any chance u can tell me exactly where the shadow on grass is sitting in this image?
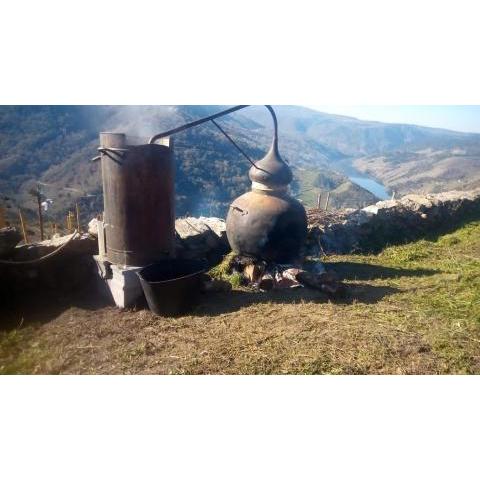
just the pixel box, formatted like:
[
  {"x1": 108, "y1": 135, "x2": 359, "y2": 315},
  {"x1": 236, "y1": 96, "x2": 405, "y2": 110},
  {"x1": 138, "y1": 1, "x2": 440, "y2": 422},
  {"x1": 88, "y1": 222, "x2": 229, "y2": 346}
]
[
  {"x1": 0, "y1": 279, "x2": 401, "y2": 328},
  {"x1": 0, "y1": 284, "x2": 111, "y2": 332},
  {"x1": 325, "y1": 261, "x2": 439, "y2": 281},
  {"x1": 191, "y1": 282, "x2": 400, "y2": 317},
  {"x1": 1, "y1": 259, "x2": 417, "y2": 328},
  {"x1": 0, "y1": 278, "x2": 402, "y2": 327}
]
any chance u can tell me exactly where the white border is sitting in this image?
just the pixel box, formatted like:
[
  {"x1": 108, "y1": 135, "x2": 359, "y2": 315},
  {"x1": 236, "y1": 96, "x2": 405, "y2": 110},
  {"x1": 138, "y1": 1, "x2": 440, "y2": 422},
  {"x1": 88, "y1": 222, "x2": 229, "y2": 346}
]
[
  {"x1": 1, "y1": 1, "x2": 479, "y2": 479},
  {"x1": 1, "y1": 376, "x2": 479, "y2": 479},
  {"x1": 0, "y1": 0, "x2": 479, "y2": 104}
]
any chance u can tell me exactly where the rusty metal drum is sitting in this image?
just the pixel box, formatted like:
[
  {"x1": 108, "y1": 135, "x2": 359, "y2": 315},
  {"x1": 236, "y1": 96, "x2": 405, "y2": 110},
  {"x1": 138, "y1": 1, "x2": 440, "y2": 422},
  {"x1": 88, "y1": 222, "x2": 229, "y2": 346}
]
[{"x1": 100, "y1": 133, "x2": 175, "y2": 266}]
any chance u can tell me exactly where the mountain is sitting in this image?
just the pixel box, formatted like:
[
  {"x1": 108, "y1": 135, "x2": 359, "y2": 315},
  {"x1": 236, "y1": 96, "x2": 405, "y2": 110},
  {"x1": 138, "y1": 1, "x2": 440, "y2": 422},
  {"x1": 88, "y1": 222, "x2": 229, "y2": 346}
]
[
  {"x1": 242, "y1": 105, "x2": 480, "y2": 196},
  {"x1": 352, "y1": 146, "x2": 480, "y2": 195},
  {"x1": 0, "y1": 105, "x2": 362, "y2": 228},
  {"x1": 243, "y1": 105, "x2": 480, "y2": 157},
  {"x1": 1, "y1": 105, "x2": 479, "y2": 233},
  {"x1": 293, "y1": 167, "x2": 379, "y2": 209}
]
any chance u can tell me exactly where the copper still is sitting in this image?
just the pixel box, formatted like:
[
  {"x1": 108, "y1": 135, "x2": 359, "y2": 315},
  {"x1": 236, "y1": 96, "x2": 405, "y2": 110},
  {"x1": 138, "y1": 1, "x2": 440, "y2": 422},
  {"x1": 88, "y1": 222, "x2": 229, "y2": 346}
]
[
  {"x1": 225, "y1": 107, "x2": 307, "y2": 263},
  {"x1": 148, "y1": 105, "x2": 308, "y2": 264}
]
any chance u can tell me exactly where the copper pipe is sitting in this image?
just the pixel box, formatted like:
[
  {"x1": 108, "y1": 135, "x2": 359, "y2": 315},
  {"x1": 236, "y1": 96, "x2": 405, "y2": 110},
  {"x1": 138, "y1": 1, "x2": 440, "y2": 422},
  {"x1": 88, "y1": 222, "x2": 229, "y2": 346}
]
[
  {"x1": 148, "y1": 105, "x2": 249, "y2": 144},
  {"x1": 148, "y1": 106, "x2": 281, "y2": 165}
]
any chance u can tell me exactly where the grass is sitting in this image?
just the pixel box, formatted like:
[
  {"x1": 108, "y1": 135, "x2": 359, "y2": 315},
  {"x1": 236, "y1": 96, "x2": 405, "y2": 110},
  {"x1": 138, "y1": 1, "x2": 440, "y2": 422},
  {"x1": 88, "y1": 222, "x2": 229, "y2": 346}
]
[
  {"x1": 1, "y1": 220, "x2": 480, "y2": 374},
  {"x1": 208, "y1": 252, "x2": 244, "y2": 287},
  {"x1": 294, "y1": 168, "x2": 322, "y2": 207}
]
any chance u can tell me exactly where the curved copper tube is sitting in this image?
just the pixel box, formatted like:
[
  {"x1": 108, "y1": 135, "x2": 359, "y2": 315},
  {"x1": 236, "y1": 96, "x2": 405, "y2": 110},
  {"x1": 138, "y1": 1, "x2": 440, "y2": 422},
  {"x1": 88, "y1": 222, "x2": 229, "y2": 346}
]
[{"x1": 148, "y1": 105, "x2": 279, "y2": 149}]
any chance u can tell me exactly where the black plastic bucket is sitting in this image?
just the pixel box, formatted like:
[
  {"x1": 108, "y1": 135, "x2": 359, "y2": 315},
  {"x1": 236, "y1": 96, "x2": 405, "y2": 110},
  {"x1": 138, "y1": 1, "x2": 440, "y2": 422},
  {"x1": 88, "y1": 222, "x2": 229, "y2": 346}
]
[{"x1": 137, "y1": 259, "x2": 206, "y2": 316}]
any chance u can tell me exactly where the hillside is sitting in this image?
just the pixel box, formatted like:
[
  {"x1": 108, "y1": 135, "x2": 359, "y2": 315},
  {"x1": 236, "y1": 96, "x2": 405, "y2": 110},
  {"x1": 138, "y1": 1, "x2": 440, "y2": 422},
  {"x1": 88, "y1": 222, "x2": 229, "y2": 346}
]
[
  {"x1": 294, "y1": 166, "x2": 379, "y2": 209},
  {"x1": 353, "y1": 146, "x2": 480, "y2": 195},
  {"x1": 244, "y1": 105, "x2": 480, "y2": 157},
  {"x1": 2, "y1": 217, "x2": 479, "y2": 374},
  {"x1": 0, "y1": 105, "x2": 368, "y2": 228},
  {"x1": 1, "y1": 105, "x2": 479, "y2": 233},
  {"x1": 244, "y1": 106, "x2": 480, "y2": 195}
]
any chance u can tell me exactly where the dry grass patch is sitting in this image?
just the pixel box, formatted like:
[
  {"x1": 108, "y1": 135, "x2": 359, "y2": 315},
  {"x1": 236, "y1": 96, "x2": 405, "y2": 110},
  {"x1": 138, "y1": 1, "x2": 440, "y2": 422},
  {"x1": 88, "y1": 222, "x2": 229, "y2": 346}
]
[{"x1": 1, "y1": 220, "x2": 480, "y2": 374}]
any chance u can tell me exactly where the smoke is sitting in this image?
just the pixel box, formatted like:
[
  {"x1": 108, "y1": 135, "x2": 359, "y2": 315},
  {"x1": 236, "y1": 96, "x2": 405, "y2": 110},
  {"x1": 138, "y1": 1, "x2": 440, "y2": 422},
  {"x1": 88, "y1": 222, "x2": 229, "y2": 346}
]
[{"x1": 101, "y1": 105, "x2": 181, "y2": 145}]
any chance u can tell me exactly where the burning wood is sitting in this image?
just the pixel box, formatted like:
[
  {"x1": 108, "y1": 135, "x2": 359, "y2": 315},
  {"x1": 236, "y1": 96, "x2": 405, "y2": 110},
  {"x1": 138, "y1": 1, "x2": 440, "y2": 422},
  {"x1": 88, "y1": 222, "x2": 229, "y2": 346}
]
[{"x1": 215, "y1": 253, "x2": 347, "y2": 297}]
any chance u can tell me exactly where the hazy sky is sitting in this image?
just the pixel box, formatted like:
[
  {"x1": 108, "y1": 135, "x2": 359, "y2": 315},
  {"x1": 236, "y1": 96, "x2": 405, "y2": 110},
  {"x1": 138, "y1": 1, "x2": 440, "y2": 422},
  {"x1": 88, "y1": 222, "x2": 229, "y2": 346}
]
[{"x1": 308, "y1": 106, "x2": 480, "y2": 134}]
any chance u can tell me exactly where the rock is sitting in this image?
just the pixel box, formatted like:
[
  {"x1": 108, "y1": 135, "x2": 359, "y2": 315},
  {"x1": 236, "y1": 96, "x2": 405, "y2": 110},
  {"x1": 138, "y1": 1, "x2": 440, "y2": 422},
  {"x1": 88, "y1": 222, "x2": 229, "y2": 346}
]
[
  {"x1": 362, "y1": 200, "x2": 398, "y2": 215},
  {"x1": 176, "y1": 217, "x2": 226, "y2": 243},
  {"x1": 294, "y1": 269, "x2": 345, "y2": 296},
  {"x1": 274, "y1": 268, "x2": 302, "y2": 288},
  {"x1": 258, "y1": 273, "x2": 274, "y2": 291},
  {"x1": 175, "y1": 217, "x2": 228, "y2": 264},
  {"x1": 11, "y1": 232, "x2": 97, "y2": 261},
  {"x1": 0, "y1": 227, "x2": 21, "y2": 258},
  {"x1": 306, "y1": 188, "x2": 480, "y2": 254},
  {"x1": 282, "y1": 268, "x2": 304, "y2": 281},
  {"x1": 0, "y1": 231, "x2": 97, "y2": 300},
  {"x1": 198, "y1": 216, "x2": 228, "y2": 241},
  {"x1": 88, "y1": 218, "x2": 99, "y2": 236}
]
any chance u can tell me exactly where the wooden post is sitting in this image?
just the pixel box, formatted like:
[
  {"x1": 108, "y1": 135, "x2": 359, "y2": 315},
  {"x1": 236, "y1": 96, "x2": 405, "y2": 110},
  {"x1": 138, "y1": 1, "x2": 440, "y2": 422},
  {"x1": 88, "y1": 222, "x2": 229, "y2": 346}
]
[
  {"x1": 316, "y1": 192, "x2": 321, "y2": 209},
  {"x1": 75, "y1": 202, "x2": 81, "y2": 233},
  {"x1": 19, "y1": 209, "x2": 28, "y2": 244},
  {"x1": 66, "y1": 211, "x2": 73, "y2": 233},
  {"x1": 324, "y1": 191, "x2": 331, "y2": 211},
  {"x1": 0, "y1": 205, "x2": 5, "y2": 228},
  {"x1": 71, "y1": 211, "x2": 75, "y2": 232},
  {"x1": 35, "y1": 188, "x2": 44, "y2": 241}
]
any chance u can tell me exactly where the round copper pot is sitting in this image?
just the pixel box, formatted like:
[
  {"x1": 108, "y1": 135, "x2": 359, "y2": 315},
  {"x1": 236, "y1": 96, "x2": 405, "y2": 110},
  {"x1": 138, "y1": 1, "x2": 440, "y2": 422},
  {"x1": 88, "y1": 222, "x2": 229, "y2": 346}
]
[{"x1": 226, "y1": 189, "x2": 307, "y2": 263}]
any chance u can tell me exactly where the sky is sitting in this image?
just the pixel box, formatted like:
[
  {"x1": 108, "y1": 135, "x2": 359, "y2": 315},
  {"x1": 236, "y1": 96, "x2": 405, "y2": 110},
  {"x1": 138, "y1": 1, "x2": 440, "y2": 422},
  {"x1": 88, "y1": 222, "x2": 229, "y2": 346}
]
[{"x1": 308, "y1": 106, "x2": 480, "y2": 134}]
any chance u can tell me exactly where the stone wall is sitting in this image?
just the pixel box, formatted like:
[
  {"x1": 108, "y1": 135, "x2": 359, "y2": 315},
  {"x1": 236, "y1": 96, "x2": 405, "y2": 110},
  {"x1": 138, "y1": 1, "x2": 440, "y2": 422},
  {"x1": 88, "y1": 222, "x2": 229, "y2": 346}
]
[
  {"x1": 0, "y1": 233, "x2": 98, "y2": 304},
  {"x1": 2, "y1": 189, "x2": 478, "y2": 305},
  {"x1": 306, "y1": 189, "x2": 480, "y2": 255}
]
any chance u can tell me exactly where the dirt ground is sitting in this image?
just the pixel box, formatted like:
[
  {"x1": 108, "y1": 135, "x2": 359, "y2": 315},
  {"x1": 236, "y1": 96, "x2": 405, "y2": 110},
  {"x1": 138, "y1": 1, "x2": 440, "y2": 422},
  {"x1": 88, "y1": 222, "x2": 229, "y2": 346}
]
[
  {"x1": 1, "y1": 220, "x2": 480, "y2": 374},
  {"x1": 0, "y1": 285, "x2": 432, "y2": 374}
]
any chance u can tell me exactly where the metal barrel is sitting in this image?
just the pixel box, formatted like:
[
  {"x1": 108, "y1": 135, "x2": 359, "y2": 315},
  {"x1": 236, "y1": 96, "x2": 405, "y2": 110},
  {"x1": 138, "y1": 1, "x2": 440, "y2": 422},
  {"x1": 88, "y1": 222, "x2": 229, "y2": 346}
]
[{"x1": 100, "y1": 132, "x2": 175, "y2": 266}]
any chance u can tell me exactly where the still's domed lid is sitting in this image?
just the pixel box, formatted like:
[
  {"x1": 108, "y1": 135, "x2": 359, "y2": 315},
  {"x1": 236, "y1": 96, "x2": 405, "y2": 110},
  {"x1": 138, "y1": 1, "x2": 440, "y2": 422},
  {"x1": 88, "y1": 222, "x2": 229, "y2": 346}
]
[{"x1": 249, "y1": 138, "x2": 292, "y2": 189}]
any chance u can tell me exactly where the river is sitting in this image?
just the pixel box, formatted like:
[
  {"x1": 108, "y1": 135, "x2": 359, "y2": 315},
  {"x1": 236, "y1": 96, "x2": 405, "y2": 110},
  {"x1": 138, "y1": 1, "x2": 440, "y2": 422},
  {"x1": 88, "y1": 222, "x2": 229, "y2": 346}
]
[
  {"x1": 349, "y1": 175, "x2": 390, "y2": 200},
  {"x1": 335, "y1": 160, "x2": 390, "y2": 200}
]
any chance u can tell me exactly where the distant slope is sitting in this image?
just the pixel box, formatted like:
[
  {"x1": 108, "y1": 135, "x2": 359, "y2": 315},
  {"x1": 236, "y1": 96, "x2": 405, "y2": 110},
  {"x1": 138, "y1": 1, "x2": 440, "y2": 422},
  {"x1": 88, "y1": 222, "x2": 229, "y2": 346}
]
[
  {"x1": 353, "y1": 147, "x2": 480, "y2": 195},
  {"x1": 0, "y1": 106, "x2": 372, "y2": 225},
  {"x1": 244, "y1": 105, "x2": 480, "y2": 157},
  {"x1": 1, "y1": 105, "x2": 479, "y2": 228},
  {"x1": 244, "y1": 105, "x2": 480, "y2": 197},
  {"x1": 294, "y1": 167, "x2": 378, "y2": 209}
]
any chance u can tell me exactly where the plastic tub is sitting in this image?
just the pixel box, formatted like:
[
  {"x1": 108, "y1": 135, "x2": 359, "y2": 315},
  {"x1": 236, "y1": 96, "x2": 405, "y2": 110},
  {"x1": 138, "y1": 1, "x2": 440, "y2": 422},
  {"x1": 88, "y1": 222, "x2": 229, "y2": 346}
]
[{"x1": 137, "y1": 259, "x2": 206, "y2": 316}]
